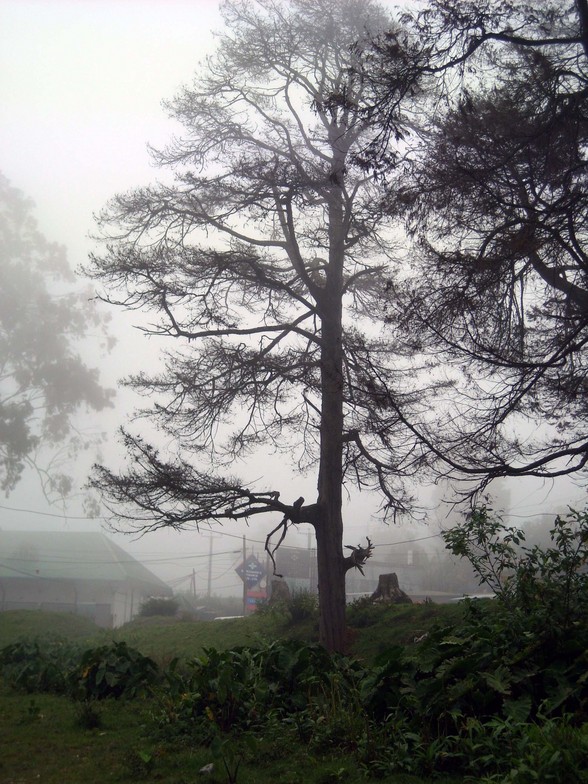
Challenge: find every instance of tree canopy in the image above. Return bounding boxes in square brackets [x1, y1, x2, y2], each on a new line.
[0, 174, 113, 498]
[376, 0, 588, 493]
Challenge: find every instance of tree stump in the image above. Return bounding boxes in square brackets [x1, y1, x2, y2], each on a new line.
[370, 573, 412, 604]
[268, 578, 291, 604]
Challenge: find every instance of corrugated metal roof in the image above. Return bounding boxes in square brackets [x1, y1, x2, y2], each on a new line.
[0, 530, 171, 592]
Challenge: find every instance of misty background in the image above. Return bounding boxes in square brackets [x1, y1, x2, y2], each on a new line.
[0, 0, 582, 598]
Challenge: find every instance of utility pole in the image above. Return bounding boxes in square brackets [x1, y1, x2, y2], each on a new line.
[242, 534, 247, 616]
[265, 550, 272, 603]
[207, 536, 213, 598]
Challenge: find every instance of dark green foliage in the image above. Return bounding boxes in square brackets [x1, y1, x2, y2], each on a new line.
[438, 507, 588, 722]
[0, 637, 160, 702]
[365, 599, 586, 731]
[486, 716, 588, 784]
[72, 641, 159, 700]
[444, 506, 588, 628]
[0, 637, 81, 695]
[139, 596, 179, 617]
[154, 638, 363, 747]
[158, 646, 268, 738]
[153, 636, 372, 780]
[152, 626, 588, 781]
[350, 507, 588, 779]
[288, 590, 319, 623]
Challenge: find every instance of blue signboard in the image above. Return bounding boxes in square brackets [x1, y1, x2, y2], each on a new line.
[235, 554, 265, 589]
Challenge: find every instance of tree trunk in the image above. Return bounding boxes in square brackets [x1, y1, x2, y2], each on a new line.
[315, 507, 346, 651]
[315, 163, 347, 653]
[316, 303, 346, 651]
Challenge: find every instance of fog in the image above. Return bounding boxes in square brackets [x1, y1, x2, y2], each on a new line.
[0, 0, 584, 597]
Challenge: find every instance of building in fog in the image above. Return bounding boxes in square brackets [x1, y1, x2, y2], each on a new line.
[0, 530, 172, 628]
[274, 546, 318, 595]
[273, 542, 447, 601]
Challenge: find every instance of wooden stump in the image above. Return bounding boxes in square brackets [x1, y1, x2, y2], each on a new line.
[370, 573, 412, 604]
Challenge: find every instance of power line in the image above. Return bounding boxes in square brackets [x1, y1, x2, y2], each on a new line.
[2, 502, 578, 556]
[375, 533, 444, 547]
[0, 503, 95, 520]
[0, 549, 240, 567]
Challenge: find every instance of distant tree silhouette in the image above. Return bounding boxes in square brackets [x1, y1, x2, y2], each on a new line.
[0, 174, 112, 498]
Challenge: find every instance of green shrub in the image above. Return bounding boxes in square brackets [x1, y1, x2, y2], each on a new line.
[0, 637, 81, 695]
[72, 641, 159, 700]
[350, 509, 588, 779]
[154, 646, 267, 741]
[473, 715, 588, 784]
[288, 590, 319, 623]
[437, 507, 588, 723]
[444, 505, 588, 631]
[139, 596, 179, 617]
[73, 699, 103, 730]
[154, 638, 365, 747]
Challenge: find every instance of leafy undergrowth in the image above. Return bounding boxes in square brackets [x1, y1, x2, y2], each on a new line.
[0, 683, 453, 784]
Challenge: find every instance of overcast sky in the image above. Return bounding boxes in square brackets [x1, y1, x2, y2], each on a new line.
[0, 0, 581, 591]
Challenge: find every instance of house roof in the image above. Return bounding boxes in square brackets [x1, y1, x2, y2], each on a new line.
[0, 530, 171, 593]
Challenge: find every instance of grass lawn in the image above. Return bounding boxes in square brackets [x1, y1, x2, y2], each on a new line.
[0, 601, 467, 664]
[0, 610, 107, 649]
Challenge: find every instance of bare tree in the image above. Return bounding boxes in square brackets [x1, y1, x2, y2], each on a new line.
[87, 0, 426, 652]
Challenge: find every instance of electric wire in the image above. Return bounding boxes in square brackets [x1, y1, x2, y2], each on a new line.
[1, 502, 579, 556]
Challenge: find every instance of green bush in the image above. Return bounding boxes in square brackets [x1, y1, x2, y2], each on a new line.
[0, 637, 81, 695]
[444, 505, 588, 631]
[139, 596, 179, 617]
[288, 590, 319, 623]
[437, 507, 588, 722]
[154, 638, 364, 747]
[72, 641, 159, 700]
[155, 646, 266, 742]
[351, 508, 588, 779]
[73, 699, 103, 730]
[151, 629, 588, 781]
